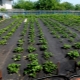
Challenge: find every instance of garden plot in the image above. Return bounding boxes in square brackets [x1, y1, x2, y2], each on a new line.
[0, 15, 80, 80]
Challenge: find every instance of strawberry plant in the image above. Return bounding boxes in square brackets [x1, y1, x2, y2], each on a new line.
[71, 33, 76, 38]
[24, 60, 42, 77]
[7, 63, 21, 73]
[68, 37, 74, 42]
[2, 36, 10, 39]
[18, 39, 24, 43]
[40, 45, 48, 51]
[73, 42, 80, 49]
[27, 45, 36, 53]
[17, 39, 24, 46]
[13, 54, 21, 61]
[43, 61, 57, 73]
[43, 51, 53, 59]
[28, 39, 35, 44]
[63, 44, 71, 49]
[62, 34, 68, 38]
[67, 50, 79, 59]
[0, 40, 7, 45]
[14, 47, 24, 53]
[27, 53, 38, 61]
[39, 39, 47, 45]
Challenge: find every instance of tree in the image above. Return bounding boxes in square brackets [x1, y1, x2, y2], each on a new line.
[61, 2, 74, 10]
[34, 0, 61, 10]
[13, 0, 34, 10]
[75, 4, 80, 10]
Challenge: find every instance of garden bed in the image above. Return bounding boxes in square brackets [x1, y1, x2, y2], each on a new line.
[0, 15, 79, 80]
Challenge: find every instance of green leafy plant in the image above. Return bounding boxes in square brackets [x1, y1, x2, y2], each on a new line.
[68, 37, 74, 42]
[7, 63, 21, 73]
[73, 42, 80, 49]
[28, 38, 35, 44]
[67, 50, 79, 59]
[43, 51, 53, 59]
[13, 54, 21, 61]
[62, 34, 68, 38]
[39, 39, 47, 45]
[63, 44, 71, 49]
[24, 60, 42, 77]
[43, 61, 57, 73]
[27, 45, 36, 53]
[40, 45, 48, 51]
[14, 47, 24, 53]
[0, 40, 7, 45]
[27, 53, 38, 61]
[71, 33, 76, 38]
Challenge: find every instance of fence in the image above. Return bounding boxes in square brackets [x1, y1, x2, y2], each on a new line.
[0, 10, 80, 16]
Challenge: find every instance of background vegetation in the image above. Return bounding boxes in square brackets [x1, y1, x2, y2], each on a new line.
[13, 0, 80, 10]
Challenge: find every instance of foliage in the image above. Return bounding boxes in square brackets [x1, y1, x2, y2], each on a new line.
[63, 44, 71, 49]
[27, 45, 36, 53]
[27, 53, 38, 61]
[14, 47, 24, 53]
[13, 0, 80, 10]
[43, 51, 53, 59]
[67, 50, 79, 59]
[13, 54, 21, 61]
[24, 60, 42, 77]
[73, 42, 80, 49]
[0, 40, 7, 45]
[39, 39, 47, 45]
[40, 45, 48, 51]
[43, 61, 57, 73]
[7, 63, 21, 73]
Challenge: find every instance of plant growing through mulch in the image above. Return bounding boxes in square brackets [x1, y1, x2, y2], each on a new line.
[27, 53, 38, 61]
[13, 54, 21, 61]
[27, 45, 36, 53]
[67, 50, 79, 59]
[14, 47, 24, 53]
[24, 60, 42, 77]
[43, 51, 53, 59]
[73, 42, 80, 49]
[43, 61, 57, 73]
[7, 63, 21, 74]
[63, 44, 71, 49]
[40, 45, 48, 51]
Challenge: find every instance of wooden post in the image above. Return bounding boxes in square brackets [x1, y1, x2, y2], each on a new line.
[57, 62, 60, 74]
[0, 70, 2, 80]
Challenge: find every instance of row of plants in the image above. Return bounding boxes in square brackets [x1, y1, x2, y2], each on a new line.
[35, 18, 57, 75]
[24, 17, 41, 77]
[52, 14, 80, 27]
[52, 14, 80, 32]
[0, 19, 23, 45]
[6, 17, 57, 78]
[40, 17, 77, 43]
[38, 16, 80, 69]
[0, 19, 18, 36]
[23, 17, 57, 78]
[35, 18, 53, 60]
[7, 19, 29, 74]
